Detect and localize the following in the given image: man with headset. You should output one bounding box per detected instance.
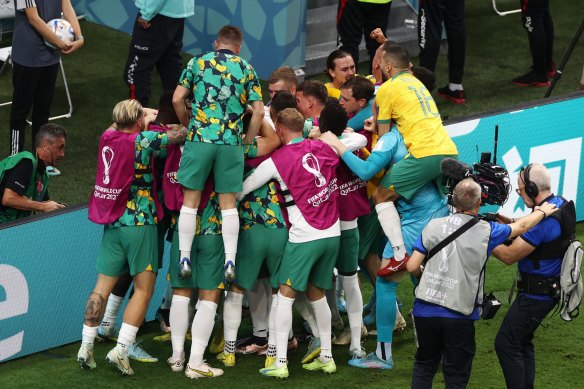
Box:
[492,163,575,388]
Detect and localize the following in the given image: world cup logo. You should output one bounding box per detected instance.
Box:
[102,146,114,185]
[302,153,326,187]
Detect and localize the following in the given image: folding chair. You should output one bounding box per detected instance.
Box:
[492,0,521,16]
[0,46,73,120]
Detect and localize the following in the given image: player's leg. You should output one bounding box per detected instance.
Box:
[97,272,132,340]
[373,185,406,266]
[215,144,245,281]
[176,141,215,278]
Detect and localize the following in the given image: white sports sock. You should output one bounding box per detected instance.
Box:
[310,297,332,360]
[178,206,197,259]
[248,278,269,338]
[448,83,463,91]
[295,293,320,337]
[170,295,190,360]
[81,324,98,345]
[116,323,139,357]
[221,208,239,264]
[188,300,218,368]
[267,294,278,358]
[275,292,294,367]
[375,202,406,261]
[223,291,244,353]
[100,294,123,330]
[376,341,392,361]
[341,274,364,351]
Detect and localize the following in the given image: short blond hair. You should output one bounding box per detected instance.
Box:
[112,99,143,128]
[276,108,304,133]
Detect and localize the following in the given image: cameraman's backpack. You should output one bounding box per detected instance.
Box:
[559,236,583,321]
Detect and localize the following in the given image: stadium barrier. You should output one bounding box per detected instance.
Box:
[1,93,583,363]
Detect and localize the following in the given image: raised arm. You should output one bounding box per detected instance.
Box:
[243,100,265,145]
[255,119,282,157]
[173,85,191,128]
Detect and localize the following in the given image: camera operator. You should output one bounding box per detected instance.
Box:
[406,178,558,388]
[492,163,573,389]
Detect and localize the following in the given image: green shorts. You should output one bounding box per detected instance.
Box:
[177,141,244,193]
[169,232,225,291]
[380,154,457,201]
[278,236,340,292]
[357,205,382,260]
[337,228,359,274]
[236,224,288,290]
[96,225,159,277]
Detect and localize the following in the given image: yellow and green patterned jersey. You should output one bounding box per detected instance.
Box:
[109,131,168,227]
[238,141,286,231]
[179,49,262,146]
[376,72,458,158]
[198,190,222,235]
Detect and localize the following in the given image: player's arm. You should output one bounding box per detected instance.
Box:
[22,6,69,51]
[243,100,265,145]
[165,124,188,145]
[61,0,84,55]
[2,188,64,213]
[406,250,426,278]
[237,158,277,201]
[255,119,281,157]
[491,202,558,264]
[173,85,191,128]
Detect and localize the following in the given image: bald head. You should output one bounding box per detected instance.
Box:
[453,178,482,212]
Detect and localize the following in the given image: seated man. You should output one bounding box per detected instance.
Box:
[0,123,67,223]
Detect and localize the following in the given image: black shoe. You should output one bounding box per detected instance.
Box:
[437,85,466,104]
[512,71,550,87]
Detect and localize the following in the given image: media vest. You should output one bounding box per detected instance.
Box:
[0,152,48,223]
[416,214,492,316]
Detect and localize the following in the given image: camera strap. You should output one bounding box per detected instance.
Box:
[424,217,479,265]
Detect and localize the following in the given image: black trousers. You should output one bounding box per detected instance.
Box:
[9,61,59,155]
[412,316,475,389]
[495,294,556,389]
[123,13,185,107]
[520,0,554,77]
[418,0,465,84]
[337,0,392,73]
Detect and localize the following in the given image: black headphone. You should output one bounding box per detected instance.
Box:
[522,164,539,199]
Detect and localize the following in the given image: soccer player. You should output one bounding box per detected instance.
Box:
[172,25,264,282]
[339,75,375,132]
[264,66,298,129]
[218,116,284,366]
[324,49,356,100]
[0,123,66,222]
[77,99,186,375]
[373,43,458,277]
[238,108,366,379]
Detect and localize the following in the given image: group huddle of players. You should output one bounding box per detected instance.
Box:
[77,25,459,380]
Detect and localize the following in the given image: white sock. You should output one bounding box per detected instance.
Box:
[178,206,197,260]
[81,324,98,345]
[100,294,123,330]
[116,323,139,356]
[310,297,332,361]
[275,292,294,367]
[342,274,364,351]
[448,83,463,91]
[295,293,320,337]
[221,208,239,264]
[188,300,218,368]
[223,291,244,353]
[267,294,278,358]
[375,202,406,261]
[248,279,269,338]
[170,295,190,361]
[376,341,392,361]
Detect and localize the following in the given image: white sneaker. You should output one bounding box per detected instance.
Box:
[185,362,224,379]
[106,347,134,376]
[77,343,96,369]
[349,347,367,359]
[167,356,186,372]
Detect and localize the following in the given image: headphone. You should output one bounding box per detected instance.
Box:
[522,164,539,199]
